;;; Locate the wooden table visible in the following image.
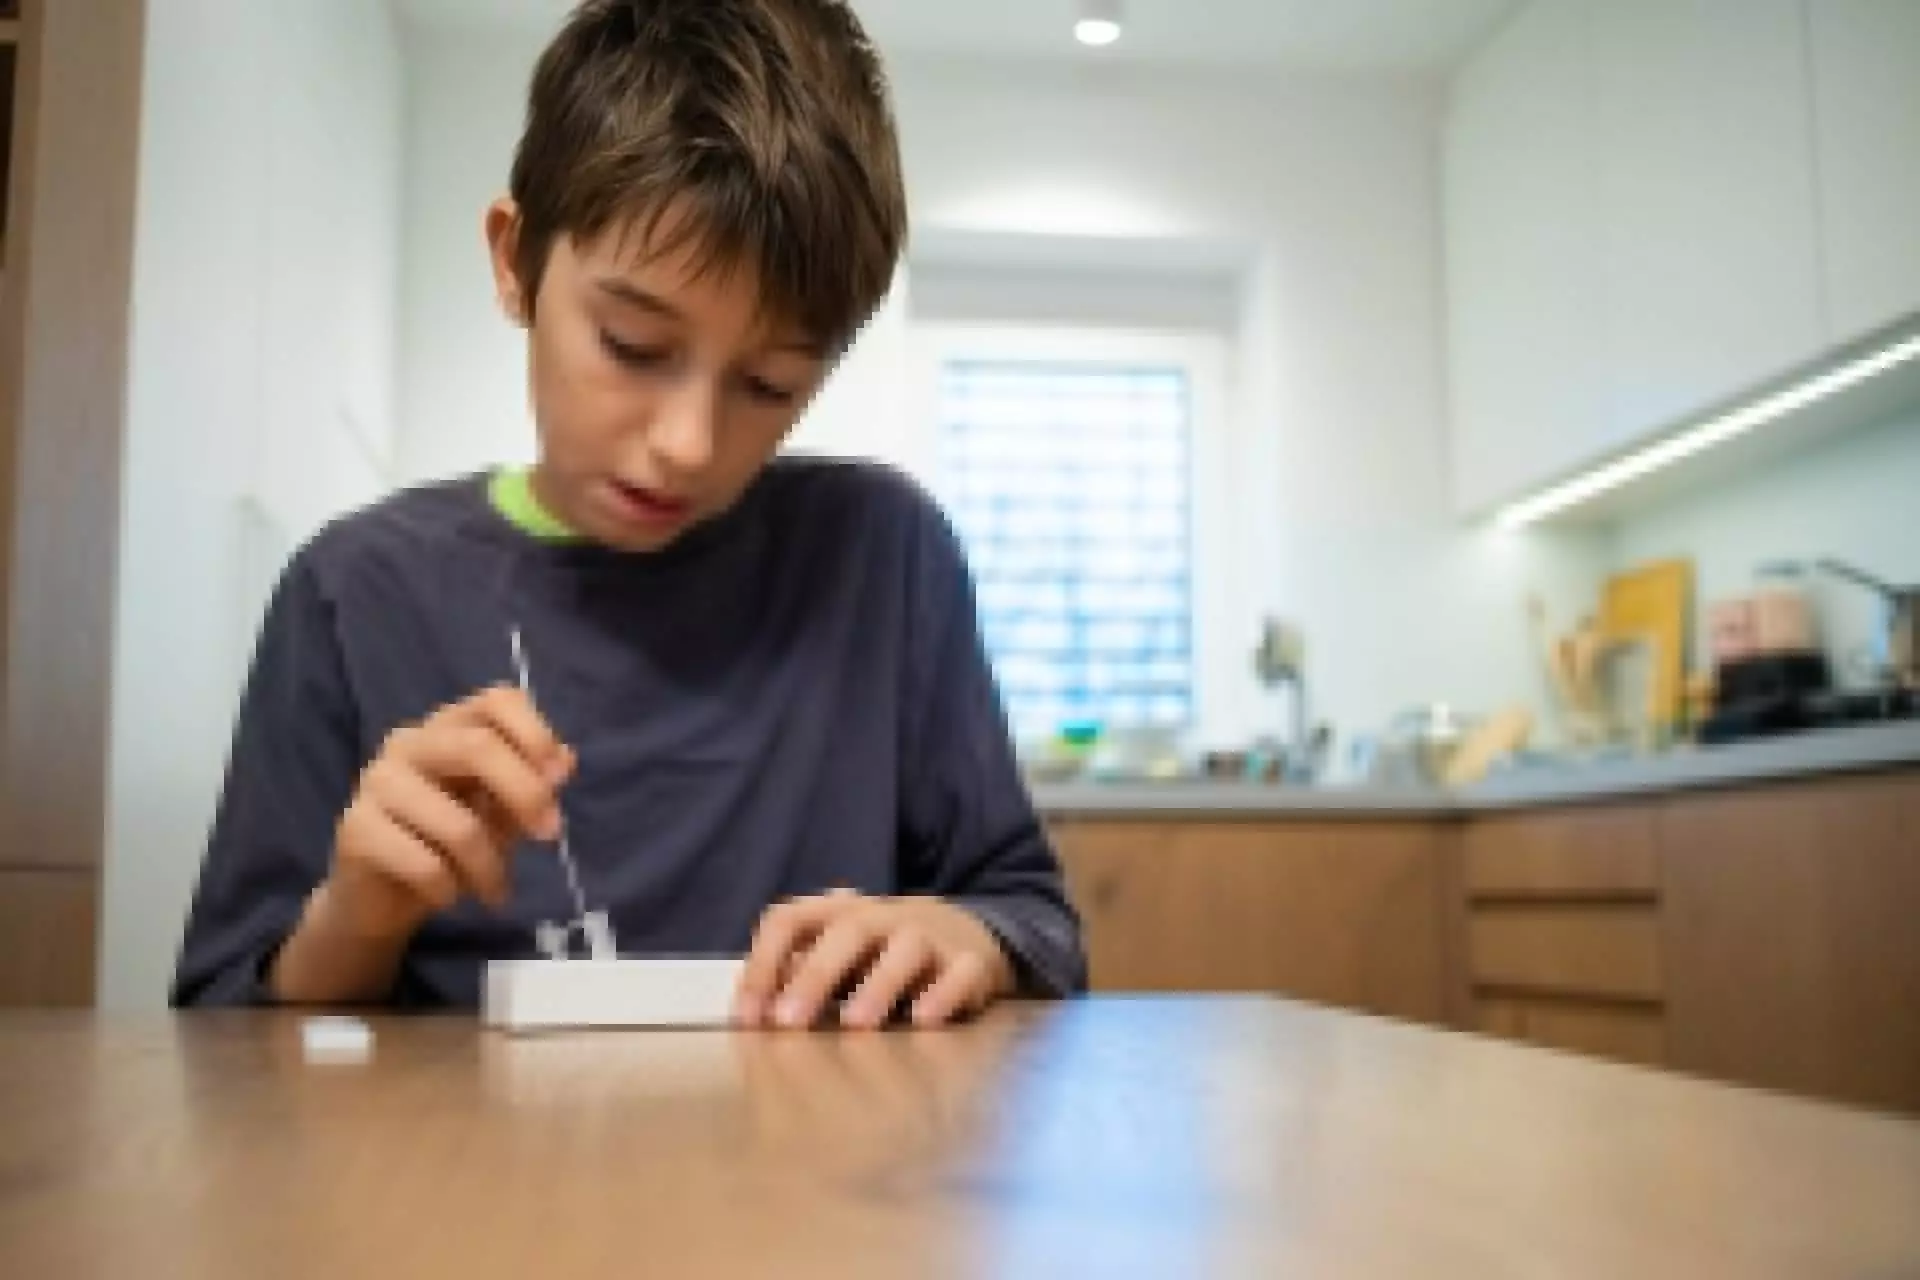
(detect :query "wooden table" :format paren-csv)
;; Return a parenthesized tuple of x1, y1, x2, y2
(2, 998, 1917, 1278)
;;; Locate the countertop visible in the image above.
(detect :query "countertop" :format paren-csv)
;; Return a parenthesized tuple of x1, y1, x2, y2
(4, 1000, 1917, 1277)
(1033, 719, 1920, 818)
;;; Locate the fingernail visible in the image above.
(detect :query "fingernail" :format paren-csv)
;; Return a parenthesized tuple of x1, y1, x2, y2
(773, 998, 804, 1029)
(538, 811, 562, 841)
(839, 999, 868, 1028)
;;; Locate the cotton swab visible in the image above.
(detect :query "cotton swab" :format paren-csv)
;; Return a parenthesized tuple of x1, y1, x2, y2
(508, 626, 613, 959)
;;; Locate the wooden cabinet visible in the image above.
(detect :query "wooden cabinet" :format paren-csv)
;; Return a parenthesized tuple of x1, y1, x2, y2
(1464, 805, 1660, 900)
(1469, 908, 1663, 1002)
(1461, 806, 1668, 1067)
(1660, 773, 1920, 1114)
(1807, 0, 1920, 344)
(1053, 819, 1451, 1026)
(1462, 770, 1920, 1112)
(1473, 998, 1666, 1068)
(1047, 767, 1919, 1110)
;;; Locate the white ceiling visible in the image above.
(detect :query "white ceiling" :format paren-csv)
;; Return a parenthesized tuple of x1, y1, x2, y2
(396, 0, 1525, 74)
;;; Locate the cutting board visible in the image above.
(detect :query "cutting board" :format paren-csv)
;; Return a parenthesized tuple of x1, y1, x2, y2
(1599, 559, 1694, 731)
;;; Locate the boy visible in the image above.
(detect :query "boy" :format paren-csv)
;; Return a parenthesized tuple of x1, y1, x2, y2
(171, 0, 1086, 1028)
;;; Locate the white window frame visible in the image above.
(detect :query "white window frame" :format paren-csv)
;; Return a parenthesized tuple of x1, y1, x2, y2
(908, 322, 1241, 746)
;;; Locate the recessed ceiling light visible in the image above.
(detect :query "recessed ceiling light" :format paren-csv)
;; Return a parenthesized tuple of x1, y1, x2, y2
(1075, 19, 1121, 46)
(1075, 0, 1122, 47)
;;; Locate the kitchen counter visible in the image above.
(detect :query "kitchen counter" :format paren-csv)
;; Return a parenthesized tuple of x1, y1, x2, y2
(1033, 719, 1920, 817)
(1030, 779, 1455, 819)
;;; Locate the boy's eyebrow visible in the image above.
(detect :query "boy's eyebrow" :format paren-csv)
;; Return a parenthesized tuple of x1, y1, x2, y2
(596, 278, 681, 320)
(595, 278, 830, 359)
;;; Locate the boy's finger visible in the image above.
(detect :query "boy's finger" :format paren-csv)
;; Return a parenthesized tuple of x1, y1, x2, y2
(401, 725, 561, 841)
(735, 897, 844, 1025)
(910, 951, 991, 1029)
(770, 915, 883, 1030)
(467, 685, 574, 782)
(469, 789, 525, 854)
(364, 761, 511, 907)
(338, 800, 462, 915)
(839, 931, 937, 1030)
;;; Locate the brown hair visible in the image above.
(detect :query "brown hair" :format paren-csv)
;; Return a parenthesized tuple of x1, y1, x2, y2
(508, 0, 907, 348)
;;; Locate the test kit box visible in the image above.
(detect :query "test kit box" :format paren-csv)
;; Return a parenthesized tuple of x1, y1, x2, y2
(482, 958, 744, 1032)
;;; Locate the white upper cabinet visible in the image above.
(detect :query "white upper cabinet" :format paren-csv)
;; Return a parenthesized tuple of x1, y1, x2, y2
(1442, 0, 1911, 517)
(1807, 0, 1920, 345)
(1592, 0, 1822, 450)
(1444, 1, 1605, 516)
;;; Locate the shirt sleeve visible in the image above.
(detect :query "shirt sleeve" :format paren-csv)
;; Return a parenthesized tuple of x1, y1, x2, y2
(896, 486, 1089, 998)
(170, 548, 363, 1007)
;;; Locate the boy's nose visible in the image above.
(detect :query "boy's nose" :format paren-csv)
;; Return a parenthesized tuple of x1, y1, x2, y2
(649, 382, 719, 476)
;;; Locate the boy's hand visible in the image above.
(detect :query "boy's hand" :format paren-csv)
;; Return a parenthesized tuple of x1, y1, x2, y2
(325, 686, 575, 940)
(734, 892, 1017, 1031)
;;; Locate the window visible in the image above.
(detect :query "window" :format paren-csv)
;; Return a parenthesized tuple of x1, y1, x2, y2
(935, 355, 1199, 738)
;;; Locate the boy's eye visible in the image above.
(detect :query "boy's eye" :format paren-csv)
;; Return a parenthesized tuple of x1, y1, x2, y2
(599, 331, 670, 370)
(739, 374, 800, 407)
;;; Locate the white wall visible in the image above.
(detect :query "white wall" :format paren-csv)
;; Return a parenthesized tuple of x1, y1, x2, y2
(889, 61, 1608, 744)
(1607, 407, 1920, 680)
(101, 0, 402, 1009)
(396, 29, 538, 483)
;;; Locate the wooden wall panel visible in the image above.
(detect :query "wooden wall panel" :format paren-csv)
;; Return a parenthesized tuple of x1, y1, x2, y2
(0, 867, 96, 1005)
(0, 0, 144, 877)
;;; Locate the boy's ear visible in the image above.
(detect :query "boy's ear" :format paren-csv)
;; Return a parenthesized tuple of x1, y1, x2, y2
(485, 197, 530, 326)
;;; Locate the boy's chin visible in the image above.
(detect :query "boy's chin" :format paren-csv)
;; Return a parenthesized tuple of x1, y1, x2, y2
(587, 502, 710, 552)
(594, 521, 695, 555)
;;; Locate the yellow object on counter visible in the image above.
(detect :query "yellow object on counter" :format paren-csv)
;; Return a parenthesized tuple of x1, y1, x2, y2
(1442, 706, 1534, 788)
(1600, 559, 1694, 733)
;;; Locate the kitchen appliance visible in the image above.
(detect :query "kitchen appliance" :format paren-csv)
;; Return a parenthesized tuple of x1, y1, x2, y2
(1697, 647, 1920, 744)
(1818, 560, 1920, 691)
(1751, 567, 1818, 655)
(1693, 559, 1912, 746)
(1698, 652, 1834, 745)
(1707, 597, 1760, 665)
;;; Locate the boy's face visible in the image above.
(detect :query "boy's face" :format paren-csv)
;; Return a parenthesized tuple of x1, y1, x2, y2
(487, 200, 832, 553)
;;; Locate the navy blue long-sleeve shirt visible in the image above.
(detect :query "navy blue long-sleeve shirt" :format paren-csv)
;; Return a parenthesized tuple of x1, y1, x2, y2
(171, 458, 1086, 1007)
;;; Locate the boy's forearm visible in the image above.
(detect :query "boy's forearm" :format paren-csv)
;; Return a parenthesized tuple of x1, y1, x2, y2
(267, 882, 412, 1005)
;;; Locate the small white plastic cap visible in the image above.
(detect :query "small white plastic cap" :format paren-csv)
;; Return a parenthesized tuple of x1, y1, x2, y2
(301, 1015, 374, 1064)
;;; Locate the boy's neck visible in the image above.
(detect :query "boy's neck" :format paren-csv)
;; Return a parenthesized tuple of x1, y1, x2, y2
(488, 467, 581, 542)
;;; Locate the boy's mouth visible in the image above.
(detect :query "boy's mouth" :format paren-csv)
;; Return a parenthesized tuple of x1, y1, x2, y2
(604, 478, 695, 532)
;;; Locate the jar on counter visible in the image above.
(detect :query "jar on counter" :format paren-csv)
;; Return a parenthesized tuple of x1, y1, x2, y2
(1751, 564, 1819, 656)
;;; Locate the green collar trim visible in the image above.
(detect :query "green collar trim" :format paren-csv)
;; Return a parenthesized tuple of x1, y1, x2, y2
(488, 467, 581, 542)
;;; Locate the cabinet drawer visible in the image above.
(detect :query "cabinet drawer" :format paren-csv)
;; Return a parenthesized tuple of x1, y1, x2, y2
(1469, 907, 1663, 1001)
(1475, 996, 1666, 1067)
(1465, 807, 1659, 899)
